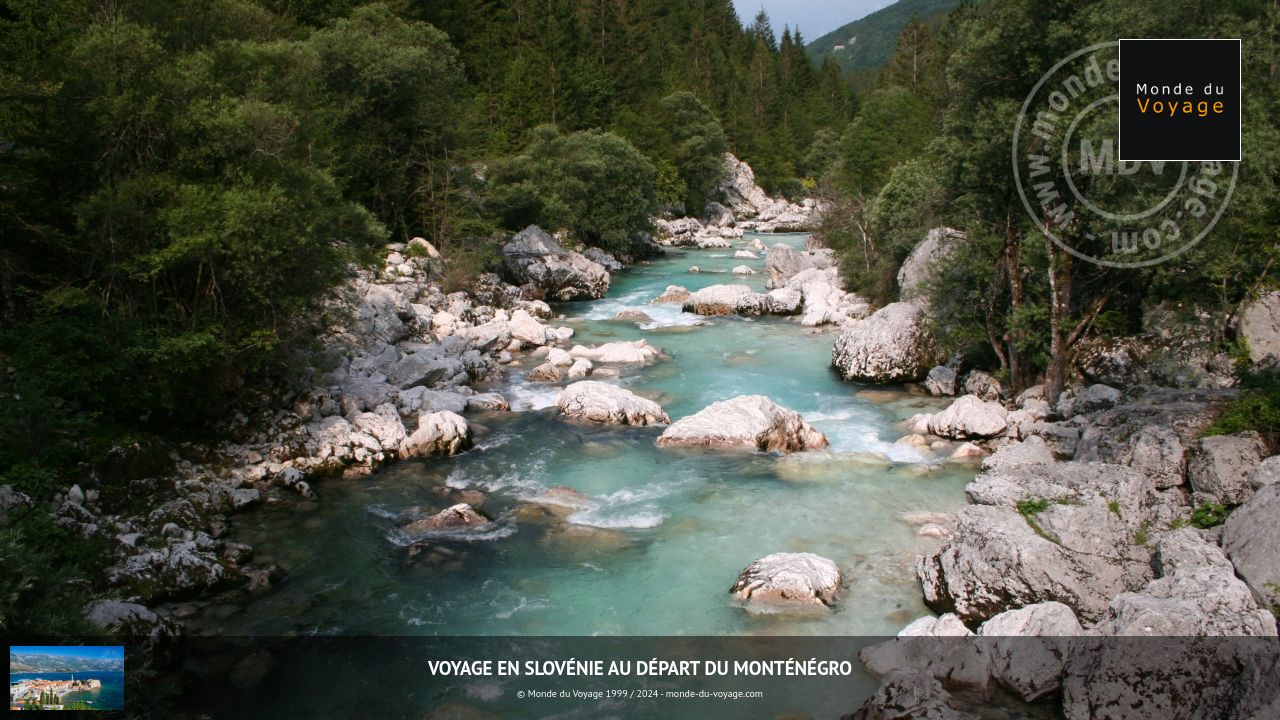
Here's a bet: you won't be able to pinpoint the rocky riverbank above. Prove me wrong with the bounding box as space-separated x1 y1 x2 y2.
6 153 828 639
835 227 1280 718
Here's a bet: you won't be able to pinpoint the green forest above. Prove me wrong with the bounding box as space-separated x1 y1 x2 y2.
0 0 849 635
813 0 1280 404
1 0 1279 642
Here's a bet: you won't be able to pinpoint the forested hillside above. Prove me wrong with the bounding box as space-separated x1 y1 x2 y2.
0 0 851 633
805 0 962 73
813 0 1280 406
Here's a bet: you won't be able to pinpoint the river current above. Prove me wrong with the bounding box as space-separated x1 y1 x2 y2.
192 232 974 637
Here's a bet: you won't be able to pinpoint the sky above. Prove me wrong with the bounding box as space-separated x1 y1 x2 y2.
11 646 124 661
731 0 888 41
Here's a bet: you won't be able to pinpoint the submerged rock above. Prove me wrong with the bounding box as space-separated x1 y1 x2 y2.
729 552 842 610
556 381 670 426
656 395 828 453
568 339 662 364
400 503 489 536
651 285 691 304
832 302 937 383
613 309 653 324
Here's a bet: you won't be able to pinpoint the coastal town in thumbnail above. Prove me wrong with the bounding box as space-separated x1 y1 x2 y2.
9 646 124 711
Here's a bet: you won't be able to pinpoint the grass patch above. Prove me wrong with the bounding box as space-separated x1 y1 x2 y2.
1204 370 1280 447
1134 521 1150 546
1016 498 1051 516
1015 497 1082 544
1107 500 1121 518
1190 503 1230 529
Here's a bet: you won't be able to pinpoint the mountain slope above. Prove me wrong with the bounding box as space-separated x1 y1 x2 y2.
805 0 963 72
10 653 124 673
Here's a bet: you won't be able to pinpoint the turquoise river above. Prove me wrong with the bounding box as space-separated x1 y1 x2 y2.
191 232 976 637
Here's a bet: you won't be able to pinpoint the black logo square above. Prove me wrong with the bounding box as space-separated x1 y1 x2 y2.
1119 38 1240 161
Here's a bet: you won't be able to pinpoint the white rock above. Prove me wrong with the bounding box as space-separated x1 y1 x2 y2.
657 395 828 453
556 381 670 426
399 411 471 457
928 395 1009 439
729 552 842 610
832 302 937 383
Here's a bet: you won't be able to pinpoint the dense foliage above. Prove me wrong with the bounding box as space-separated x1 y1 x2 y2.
0 1 851 632
817 0 1280 403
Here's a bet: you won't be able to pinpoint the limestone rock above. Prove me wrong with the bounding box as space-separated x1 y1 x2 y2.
568 339 662 364
897 227 964 302
399 411 472 457
1093 529 1276 636
682 284 771 316
980 436 1055 471
556 381 670 426
501 225 610 300
928 396 1008 439
1221 483 1280 617
729 552 842 610
651 285 691 304
1187 431 1266 505
832 302 937 383
925 366 958 396
399 503 489 537
1239 289 1280 364
85 600 179 640
657 395 828 453
917 504 1152 624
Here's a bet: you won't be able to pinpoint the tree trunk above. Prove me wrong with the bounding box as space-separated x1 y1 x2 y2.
1044 236 1072 405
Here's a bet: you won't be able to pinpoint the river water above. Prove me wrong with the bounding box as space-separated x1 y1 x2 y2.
193 232 974 637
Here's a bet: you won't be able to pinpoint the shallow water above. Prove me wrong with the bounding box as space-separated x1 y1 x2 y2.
195 233 974 637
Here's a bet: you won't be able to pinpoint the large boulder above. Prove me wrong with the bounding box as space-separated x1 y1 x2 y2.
556 381 670 426
1239 289 1280 364
964 462 1185 535
1221 483 1280 615
729 552 842 611
1073 388 1237 487
917 504 1153 625
500 225 610 300
399 411 472 457
682 284 771 316
927 396 1009 439
784 267 867 326
1187 432 1266 505
897 227 964 302
763 244 835 289
656 395 828 453
717 153 775 218
84 600 180 640
832 302 937 383
1092 529 1277 636
925 366 958 396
